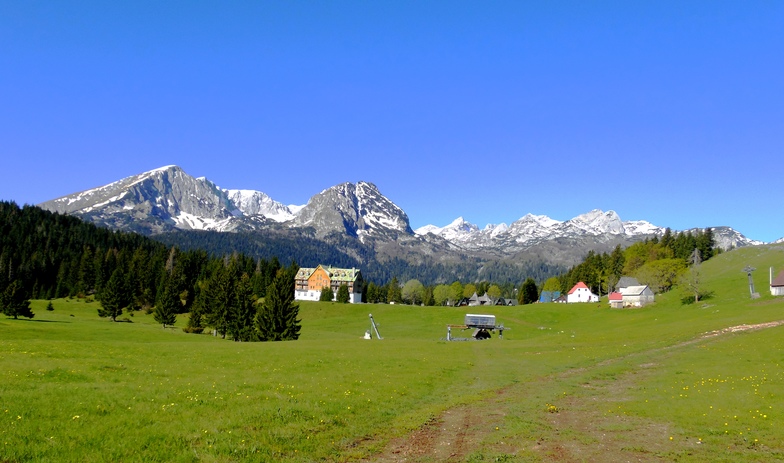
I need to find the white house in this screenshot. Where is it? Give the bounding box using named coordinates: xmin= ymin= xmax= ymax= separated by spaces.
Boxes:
xmin=771 ymin=268 xmax=784 ymax=296
xmin=619 ymin=285 xmax=655 ymax=307
xmin=567 ymin=282 xmax=599 ymax=303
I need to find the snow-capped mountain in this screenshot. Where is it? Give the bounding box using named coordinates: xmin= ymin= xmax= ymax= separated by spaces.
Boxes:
xmin=414 ymin=217 xmax=480 ymax=241
xmin=416 ymin=209 xmax=665 ymax=251
xmin=38 ymin=166 xmax=413 ymax=241
xmin=292 ymin=181 xmax=412 ymax=239
xmin=38 ymin=165 xmax=764 ymax=268
xmin=39 ymin=165 xmax=297 ymax=234
xmin=689 ymin=226 xmax=763 ymax=250
xmin=416 ymin=211 xmax=762 ymax=253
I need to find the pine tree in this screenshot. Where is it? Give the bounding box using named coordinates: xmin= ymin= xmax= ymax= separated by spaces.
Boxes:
xmin=521 ymin=278 xmax=539 ymax=305
xmin=336 ymin=284 xmax=350 ymax=303
xmin=153 ymin=277 xmax=179 ymax=328
xmin=184 ymin=282 xmax=206 ymax=334
xmin=228 ymin=274 xmax=257 ymax=341
xmin=77 ymin=246 xmax=95 ymax=295
xmin=256 ymin=267 xmax=301 ymax=341
xmin=608 ymin=245 xmax=626 ymax=282
xmin=1 ymin=280 xmax=34 ymax=319
xmin=98 ymin=268 xmax=127 ymax=321
xmin=386 ymin=277 xmax=402 ymax=304
xmin=695 ymin=228 xmax=715 ymax=262
xmin=203 ymin=264 xmax=234 ymax=338
xmin=366 ymin=282 xmax=379 ymax=303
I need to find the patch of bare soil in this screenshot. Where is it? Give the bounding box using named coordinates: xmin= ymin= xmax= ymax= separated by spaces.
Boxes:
xmin=363 ymin=402 xmax=506 ymax=463
xmin=698 ymin=320 xmax=784 ymax=339
xmin=532 ymin=373 xmax=679 ymax=463
xmin=360 ymin=321 xmax=784 ymax=463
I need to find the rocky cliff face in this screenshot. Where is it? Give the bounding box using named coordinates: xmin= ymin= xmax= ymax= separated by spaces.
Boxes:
xmin=39 ymin=166 xmax=294 ymax=234
xmin=292 ymin=181 xmax=413 ymax=239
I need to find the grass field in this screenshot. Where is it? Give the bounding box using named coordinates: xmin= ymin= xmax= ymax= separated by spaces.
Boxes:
xmin=2 ymin=244 xmax=784 ymax=462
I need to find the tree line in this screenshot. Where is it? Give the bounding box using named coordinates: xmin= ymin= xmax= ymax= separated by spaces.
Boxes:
xmin=555 ymin=228 xmax=717 ymax=297
xmin=1 ymin=201 xmax=718 ymax=324
xmin=156 ymin=230 xmax=565 ymax=286
xmin=366 ymin=229 xmax=717 ymax=307
xmin=0 ymin=201 xmax=299 ymax=340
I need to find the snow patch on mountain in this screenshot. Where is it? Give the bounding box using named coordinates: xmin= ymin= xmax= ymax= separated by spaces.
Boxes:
xmin=288 ymin=204 xmax=306 ymax=215
xmin=417 ymin=210 xmax=667 ymax=251
xmin=415 ymin=217 xmax=479 ymax=241
xmin=224 ymin=189 xmax=294 ymax=222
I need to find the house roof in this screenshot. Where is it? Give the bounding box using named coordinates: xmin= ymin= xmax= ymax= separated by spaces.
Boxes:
xmin=609 ymin=292 xmax=623 ymax=301
xmin=469 ymin=292 xmax=492 ymax=304
xmin=568 ymin=282 xmax=589 ymax=294
xmin=617 ymin=276 xmax=640 ymax=289
xmin=540 ymin=291 xmax=561 ymax=302
xmin=772 ymin=270 xmax=784 ymax=287
xmin=296 ymin=265 xmax=361 ymax=282
xmin=620 ymin=285 xmax=650 ymax=296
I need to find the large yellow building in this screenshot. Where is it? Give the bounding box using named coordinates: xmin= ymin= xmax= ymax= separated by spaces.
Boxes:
xmin=294 ymin=265 xmax=363 ymax=303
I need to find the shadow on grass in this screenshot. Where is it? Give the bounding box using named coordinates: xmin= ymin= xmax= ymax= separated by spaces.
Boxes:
xmin=4 ymin=318 xmax=70 ymax=323
xmin=680 ymin=291 xmax=715 ymax=305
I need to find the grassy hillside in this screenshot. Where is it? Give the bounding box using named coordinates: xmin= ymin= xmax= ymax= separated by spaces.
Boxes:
xmin=2 ymin=244 xmax=783 ymax=462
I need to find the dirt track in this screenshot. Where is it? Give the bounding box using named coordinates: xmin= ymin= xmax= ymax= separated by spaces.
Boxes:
xmin=360 ymin=321 xmax=784 ymax=462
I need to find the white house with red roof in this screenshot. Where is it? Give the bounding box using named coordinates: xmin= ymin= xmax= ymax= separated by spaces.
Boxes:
xmin=567 ymin=281 xmax=599 ymax=303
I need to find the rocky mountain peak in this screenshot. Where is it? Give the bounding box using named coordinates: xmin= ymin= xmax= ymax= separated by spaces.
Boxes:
xmin=292 ymin=181 xmax=412 ymax=239
xmin=567 ymin=209 xmax=625 ymax=235
xmin=39 ymin=165 xmax=293 ymax=233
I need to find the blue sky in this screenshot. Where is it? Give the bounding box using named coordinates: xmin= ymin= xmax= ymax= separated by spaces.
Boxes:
xmin=1 ymin=1 xmax=782 ymax=242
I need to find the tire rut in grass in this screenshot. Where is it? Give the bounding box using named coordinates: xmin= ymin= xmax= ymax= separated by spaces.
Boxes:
xmin=362 ymin=320 xmax=784 ymax=462
xmin=363 ymin=404 xmax=495 ymax=462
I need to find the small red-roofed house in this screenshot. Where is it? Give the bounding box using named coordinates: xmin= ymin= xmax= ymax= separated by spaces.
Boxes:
xmin=609 ymin=292 xmax=623 ymax=309
xmin=567 ymin=281 xmax=599 ymax=303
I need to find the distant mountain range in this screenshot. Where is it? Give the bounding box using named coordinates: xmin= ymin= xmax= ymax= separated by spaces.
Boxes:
xmin=38 ymin=165 xmax=768 ymax=282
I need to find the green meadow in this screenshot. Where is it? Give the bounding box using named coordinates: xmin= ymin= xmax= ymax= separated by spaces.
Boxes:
xmin=2 ymin=244 xmax=784 ymax=462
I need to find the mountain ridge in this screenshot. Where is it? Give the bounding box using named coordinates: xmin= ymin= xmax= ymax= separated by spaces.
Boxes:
xmin=38 ymin=165 xmax=768 ymax=270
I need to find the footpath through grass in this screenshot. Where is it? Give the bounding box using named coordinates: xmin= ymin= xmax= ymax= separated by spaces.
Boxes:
xmin=2 ymin=244 xmax=784 ymax=462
